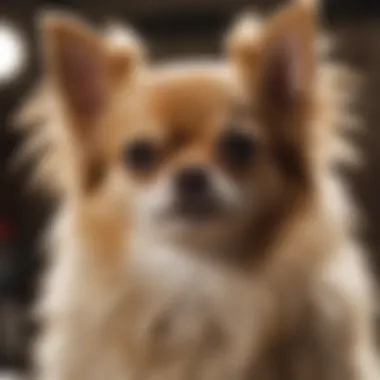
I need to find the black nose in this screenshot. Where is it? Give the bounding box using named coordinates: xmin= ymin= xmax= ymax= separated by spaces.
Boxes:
xmin=175 ymin=166 xmax=210 ymax=199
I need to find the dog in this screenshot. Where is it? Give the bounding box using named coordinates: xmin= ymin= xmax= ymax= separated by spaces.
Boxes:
xmin=15 ymin=1 xmax=379 ymax=379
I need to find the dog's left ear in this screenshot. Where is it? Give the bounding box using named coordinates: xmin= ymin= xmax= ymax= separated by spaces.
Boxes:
xmin=41 ymin=14 xmax=143 ymax=127
xmin=227 ymin=0 xmax=316 ymax=114
xmin=39 ymin=14 xmax=145 ymax=193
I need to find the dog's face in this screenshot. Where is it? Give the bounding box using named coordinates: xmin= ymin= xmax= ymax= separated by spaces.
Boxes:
xmin=119 ymin=66 xmax=276 ymax=242
xmin=41 ymin=2 xmax=316 ymax=249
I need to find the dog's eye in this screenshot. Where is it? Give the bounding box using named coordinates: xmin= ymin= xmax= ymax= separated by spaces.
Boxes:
xmin=123 ymin=140 xmax=160 ymax=171
xmin=218 ymin=131 xmax=257 ymax=167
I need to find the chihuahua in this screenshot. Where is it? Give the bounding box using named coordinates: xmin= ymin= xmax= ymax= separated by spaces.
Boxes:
xmin=16 ymin=1 xmax=379 ymax=379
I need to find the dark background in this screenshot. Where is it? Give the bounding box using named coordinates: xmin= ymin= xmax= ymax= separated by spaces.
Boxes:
xmin=0 ymin=0 xmax=380 ymax=373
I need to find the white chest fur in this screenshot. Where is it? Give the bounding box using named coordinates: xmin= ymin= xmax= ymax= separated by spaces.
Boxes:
xmin=123 ymin=239 xmax=269 ymax=380
xmin=38 ymin=227 xmax=271 ymax=380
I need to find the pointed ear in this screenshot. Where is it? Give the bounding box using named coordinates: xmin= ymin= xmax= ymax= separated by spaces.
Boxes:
xmin=227 ymin=2 xmax=317 ymax=184
xmin=228 ymin=1 xmax=316 ymax=113
xmin=257 ymin=2 xmax=316 ymax=111
xmin=41 ymin=14 xmax=142 ymax=125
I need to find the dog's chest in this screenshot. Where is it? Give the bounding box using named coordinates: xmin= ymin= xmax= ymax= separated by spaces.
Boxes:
xmin=124 ymin=242 xmax=263 ymax=378
xmin=131 ymin=244 xmax=230 ymax=333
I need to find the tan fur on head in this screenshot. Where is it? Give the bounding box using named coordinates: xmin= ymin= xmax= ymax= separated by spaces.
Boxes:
xmin=16 ymin=2 xmax=360 ymax=198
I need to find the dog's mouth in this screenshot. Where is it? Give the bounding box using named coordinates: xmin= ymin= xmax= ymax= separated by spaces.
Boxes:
xmin=176 ymin=199 xmax=220 ymax=220
xmin=164 ymin=196 xmax=223 ymax=223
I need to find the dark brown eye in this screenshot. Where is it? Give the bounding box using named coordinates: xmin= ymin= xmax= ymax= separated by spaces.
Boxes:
xmin=123 ymin=140 xmax=160 ymax=171
xmin=218 ymin=131 xmax=257 ymax=167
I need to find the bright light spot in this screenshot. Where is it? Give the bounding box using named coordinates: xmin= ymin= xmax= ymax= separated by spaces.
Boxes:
xmin=0 ymin=22 xmax=25 ymax=84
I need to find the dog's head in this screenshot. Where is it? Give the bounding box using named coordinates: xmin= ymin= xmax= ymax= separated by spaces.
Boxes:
xmin=22 ymin=1 xmax=326 ymax=252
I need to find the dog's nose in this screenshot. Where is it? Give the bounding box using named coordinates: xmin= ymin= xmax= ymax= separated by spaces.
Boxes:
xmin=175 ymin=166 xmax=210 ymax=199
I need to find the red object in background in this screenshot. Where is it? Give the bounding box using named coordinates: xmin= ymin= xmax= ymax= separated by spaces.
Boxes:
xmin=0 ymin=219 xmax=15 ymax=241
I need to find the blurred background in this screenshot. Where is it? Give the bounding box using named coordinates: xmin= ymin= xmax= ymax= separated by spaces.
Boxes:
xmin=0 ymin=0 xmax=379 ymax=377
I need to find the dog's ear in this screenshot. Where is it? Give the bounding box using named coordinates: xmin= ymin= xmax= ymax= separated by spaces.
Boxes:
xmin=257 ymin=1 xmax=316 ymax=113
xmin=38 ymin=14 xmax=144 ymax=193
xmin=228 ymin=0 xmax=316 ymax=114
xmin=41 ymin=14 xmax=142 ymax=127
xmin=227 ymin=1 xmax=317 ymax=184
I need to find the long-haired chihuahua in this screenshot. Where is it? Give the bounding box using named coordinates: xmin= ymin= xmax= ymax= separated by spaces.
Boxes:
xmin=16 ymin=0 xmax=379 ymax=379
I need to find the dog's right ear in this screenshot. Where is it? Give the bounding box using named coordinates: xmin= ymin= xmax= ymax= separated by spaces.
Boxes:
xmin=41 ymin=14 xmax=143 ymax=130
xmin=227 ymin=0 xmax=316 ymax=111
